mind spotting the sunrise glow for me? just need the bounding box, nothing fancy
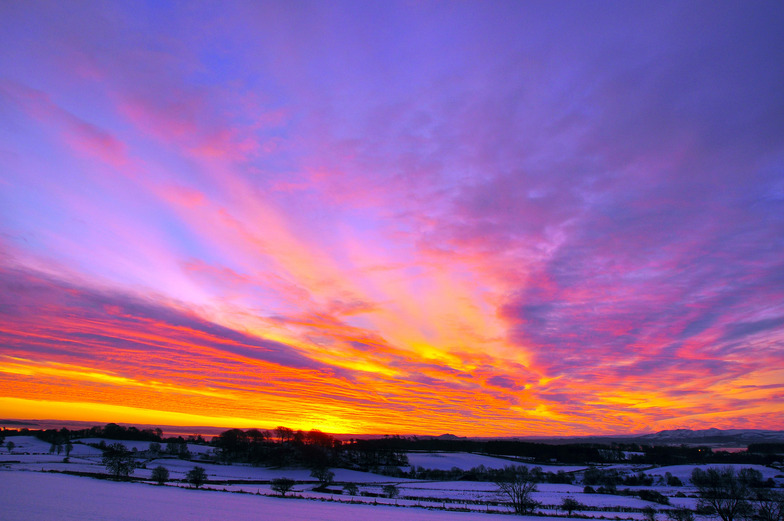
[1,1,783,436]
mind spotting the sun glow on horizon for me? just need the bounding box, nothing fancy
[1,2,783,436]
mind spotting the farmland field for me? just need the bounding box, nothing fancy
[3,436,782,520]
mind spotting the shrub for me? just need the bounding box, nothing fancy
[383,484,399,499]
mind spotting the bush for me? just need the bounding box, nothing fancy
[382,484,399,499]
[638,489,670,505]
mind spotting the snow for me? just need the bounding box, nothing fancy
[3,442,782,520]
[0,436,52,453]
[405,452,585,472]
[0,471,564,521]
[137,458,405,483]
[643,463,781,483]
[406,451,518,470]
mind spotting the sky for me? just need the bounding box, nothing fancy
[1,1,783,437]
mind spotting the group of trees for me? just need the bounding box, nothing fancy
[30,424,205,460]
[101,444,205,489]
[581,467,681,491]
[493,464,784,518]
[126,463,204,487]
[211,427,408,472]
[692,467,783,521]
[35,424,163,444]
[404,462,575,483]
[212,427,345,468]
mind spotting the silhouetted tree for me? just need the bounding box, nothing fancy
[271,477,295,496]
[102,443,134,479]
[753,489,784,521]
[214,429,248,461]
[343,482,359,496]
[383,484,399,499]
[275,426,293,443]
[310,467,335,490]
[561,497,584,517]
[692,467,753,521]
[151,465,169,485]
[496,466,539,515]
[6,441,15,453]
[186,466,207,488]
[165,439,190,459]
[667,472,684,487]
[643,506,658,521]
[739,468,764,489]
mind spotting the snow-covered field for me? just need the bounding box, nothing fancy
[2,437,782,520]
[0,471,541,521]
[405,451,587,473]
[643,464,781,482]
[406,451,520,470]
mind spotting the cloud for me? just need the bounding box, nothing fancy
[1,1,783,434]
[0,266,333,373]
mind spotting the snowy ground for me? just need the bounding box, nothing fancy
[405,451,587,473]
[0,471,550,521]
[643,463,781,482]
[2,437,782,520]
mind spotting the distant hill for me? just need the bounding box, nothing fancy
[636,428,784,446]
[3,419,783,447]
[515,428,784,447]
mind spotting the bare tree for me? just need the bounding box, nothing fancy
[754,489,784,521]
[496,466,539,515]
[382,484,399,499]
[102,443,134,480]
[561,497,584,517]
[151,465,169,485]
[692,467,753,521]
[271,477,295,496]
[343,482,359,496]
[310,467,335,490]
[275,426,293,443]
[148,442,162,457]
[186,466,207,488]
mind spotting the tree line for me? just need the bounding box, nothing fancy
[211,427,408,471]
